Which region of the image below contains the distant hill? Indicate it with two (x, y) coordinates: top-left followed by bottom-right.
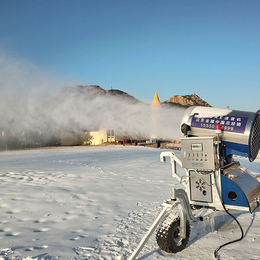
(164, 93), (211, 108)
(59, 85), (140, 103)
(107, 89), (139, 102)
(59, 85), (210, 108)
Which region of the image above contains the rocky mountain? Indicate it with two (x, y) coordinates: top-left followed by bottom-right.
(164, 93), (211, 107)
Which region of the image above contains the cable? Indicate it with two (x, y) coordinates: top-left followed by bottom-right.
(214, 208), (244, 259)
(213, 171), (244, 259)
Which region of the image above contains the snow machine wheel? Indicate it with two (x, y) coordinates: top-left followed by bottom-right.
(156, 214), (190, 253)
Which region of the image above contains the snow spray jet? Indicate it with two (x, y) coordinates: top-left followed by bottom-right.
(0, 86), (185, 143)
(0, 52), (76, 140)
(0, 54), (185, 142)
(0, 52), (72, 99)
(46, 87), (186, 141)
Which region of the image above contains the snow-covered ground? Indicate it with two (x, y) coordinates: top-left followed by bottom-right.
(0, 146), (260, 260)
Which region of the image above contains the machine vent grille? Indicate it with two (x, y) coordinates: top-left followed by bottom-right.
(250, 113), (260, 161)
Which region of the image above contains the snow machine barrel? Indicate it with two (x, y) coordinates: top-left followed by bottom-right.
(180, 106), (260, 162)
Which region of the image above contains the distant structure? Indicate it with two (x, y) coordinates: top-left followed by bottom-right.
(60, 128), (114, 146)
(151, 92), (161, 108)
(150, 92), (161, 143)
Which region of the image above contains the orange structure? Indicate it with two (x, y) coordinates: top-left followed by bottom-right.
(151, 92), (161, 108)
(150, 92), (161, 143)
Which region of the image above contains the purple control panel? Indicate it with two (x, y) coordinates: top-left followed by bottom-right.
(191, 115), (248, 133)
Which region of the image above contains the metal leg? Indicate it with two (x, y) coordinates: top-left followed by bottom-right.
(178, 203), (187, 239)
(128, 203), (175, 260)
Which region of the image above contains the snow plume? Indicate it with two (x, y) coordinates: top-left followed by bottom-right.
(0, 52), (71, 99)
(0, 54), (185, 142)
(0, 90), (185, 142)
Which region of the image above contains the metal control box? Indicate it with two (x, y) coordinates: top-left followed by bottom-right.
(181, 137), (216, 170)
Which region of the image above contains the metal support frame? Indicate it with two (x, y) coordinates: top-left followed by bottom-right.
(174, 189), (200, 226)
(129, 201), (178, 260)
(178, 203), (186, 240)
(160, 151), (183, 180)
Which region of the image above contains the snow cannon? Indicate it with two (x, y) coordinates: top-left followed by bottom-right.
(130, 106), (260, 260)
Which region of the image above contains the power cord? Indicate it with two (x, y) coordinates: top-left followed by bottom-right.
(213, 171), (244, 259)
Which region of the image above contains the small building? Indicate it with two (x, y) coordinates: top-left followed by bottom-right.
(87, 128), (107, 145)
(60, 128), (116, 146)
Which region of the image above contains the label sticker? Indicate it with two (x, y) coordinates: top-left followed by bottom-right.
(191, 162), (204, 167)
(191, 115), (248, 133)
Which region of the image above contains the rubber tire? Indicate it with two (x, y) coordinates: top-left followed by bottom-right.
(156, 216), (190, 253)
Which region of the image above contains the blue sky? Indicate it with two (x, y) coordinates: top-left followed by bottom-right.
(0, 0), (260, 111)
